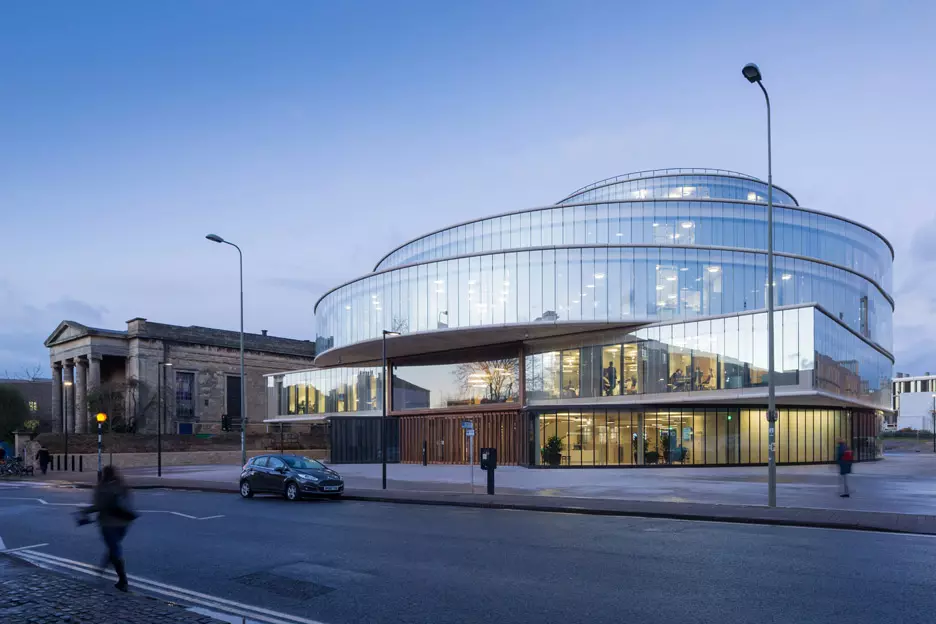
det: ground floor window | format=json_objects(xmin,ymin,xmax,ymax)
[{"xmin": 533, "ymin": 407, "xmax": 880, "ymax": 466}]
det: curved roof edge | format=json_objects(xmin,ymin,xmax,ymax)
[
  {"xmin": 371, "ymin": 195, "xmax": 894, "ymax": 272},
  {"xmin": 555, "ymin": 169, "xmax": 799, "ymax": 207}
]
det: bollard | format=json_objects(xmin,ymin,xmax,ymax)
[
  {"xmin": 79, "ymin": 456, "xmax": 83, "ymax": 472},
  {"xmin": 71, "ymin": 455, "xmax": 75, "ymax": 471},
  {"xmin": 422, "ymin": 440, "xmax": 428, "ymax": 466},
  {"xmin": 56, "ymin": 455, "xmax": 61, "ymax": 471}
]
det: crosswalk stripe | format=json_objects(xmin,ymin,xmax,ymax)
[{"xmin": 15, "ymin": 549, "xmax": 328, "ymax": 624}]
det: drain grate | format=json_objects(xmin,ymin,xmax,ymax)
[{"xmin": 235, "ymin": 570, "xmax": 336, "ymax": 600}]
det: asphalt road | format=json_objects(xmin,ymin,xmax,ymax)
[{"xmin": 1, "ymin": 481, "xmax": 935, "ymax": 624}]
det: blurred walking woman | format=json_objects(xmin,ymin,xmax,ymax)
[{"xmin": 82, "ymin": 466, "xmax": 138, "ymax": 591}]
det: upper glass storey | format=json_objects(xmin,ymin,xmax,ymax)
[
  {"xmin": 373, "ymin": 173, "xmax": 892, "ymax": 295},
  {"xmin": 557, "ymin": 172, "xmax": 797, "ymax": 207},
  {"xmin": 374, "ymin": 200, "xmax": 892, "ymax": 293}
]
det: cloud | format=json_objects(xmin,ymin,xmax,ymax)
[
  {"xmin": 0, "ymin": 281, "xmax": 110, "ymax": 374},
  {"xmin": 910, "ymin": 217, "xmax": 936, "ymax": 265}
]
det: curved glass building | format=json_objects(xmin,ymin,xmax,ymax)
[{"xmin": 269, "ymin": 169, "xmax": 893, "ymax": 467}]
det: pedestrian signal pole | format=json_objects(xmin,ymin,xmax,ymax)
[{"xmin": 95, "ymin": 413, "xmax": 107, "ymax": 482}]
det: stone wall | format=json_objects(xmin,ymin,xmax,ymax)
[
  {"xmin": 37, "ymin": 427, "xmax": 328, "ymax": 454},
  {"xmin": 45, "ymin": 449, "xmax": 327, "ymax": 470},
  {"xmin": 131, "ymin": 338, "xmax": 315, "ymax": 434}
]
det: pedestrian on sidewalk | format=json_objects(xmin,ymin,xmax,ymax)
[
  {"xmin": 35, "ymin": 446, "xmax": 51, "ymax": 475},
  {"xmin": 80, "ymin": 465, "xmax": 138, "ymax": 592},
  {"xmin": 835, "ymin": 439, "xmax": 853, "ymax": 498}
]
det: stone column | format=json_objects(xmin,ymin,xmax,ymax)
[
  {"xmin": 51, "ymin": 363, "xmax": 63, "ymax": 433},
  {"xmin": 75, "ymin": 357, "xmax": 88, "ymax": 434},
  {"xmin": 88, "ymin": 355, "xmax": 102, "ymax": 397},
  {"xmin": 63, "ymin": 360, "xmax": 75, "ymax": 434}
]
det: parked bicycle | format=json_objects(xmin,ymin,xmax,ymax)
[{"xmin": 0, "ymin": 457, "xmax": 34, "ymax": 477}]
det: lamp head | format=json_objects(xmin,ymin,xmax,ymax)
[
  {"xmin": 205, "ymin": 234, "xmax": 224, "ymax": 243},
  {"xmin": 742, "ymin": 63, "xmax": 762, "ymax": 83},
  {"xmin": 96, "ymin": 413, "xmax": 107, "ymax": 423},
  {"xmin": 383, "ymin": 330, "xmax": 401, "ymax": 337}
]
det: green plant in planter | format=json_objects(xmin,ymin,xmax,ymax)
[{"xmin": 541, "ymin": 435, "xmax": 564, "ymax": 466}]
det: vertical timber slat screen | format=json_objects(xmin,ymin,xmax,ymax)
[{"xmin": 399, "ymin": 410, "xmax": 527, "ymax": 465}]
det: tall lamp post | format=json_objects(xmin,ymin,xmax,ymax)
[
  {"xmin": 63, "ymin": 380, "xmax": 73, "ymax": 471},
  {"xmin": 931, "ymin": 394, "xmax": 935, "ymax": 453},
  {"xmin": 381, "ymin": 330, "xmax": 400, "ymax": 490},
  {"xmin": 742, "ymin": 62, "xmax": 778, "ymax": 508},
  {"xmin": 156, "ymin": 362, "xmax": 172, "ymax": 477},
  {"xmin": 206, "ymin": 233, "xmax": 247, "ymax": 467}
]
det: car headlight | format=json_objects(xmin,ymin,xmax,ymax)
[{"xmin": 296, "ymin": 474, "xmax": 319, "ymax": 483}]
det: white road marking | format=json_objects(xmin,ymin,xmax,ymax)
[
  {"xmin": 15, "ymin": 549, "xmax": 328, "ymax": 624},
  {"xmin": 0, "ymin": 497, "xmax": 223, "ymax": 520},
  {"xmin": 1, "ymin": 543, "xmax": 49, "ymax": 553}
]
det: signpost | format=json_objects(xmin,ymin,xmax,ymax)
[
  {"xmin": 95, "ymin": 412, "xmax": 107, "ymax": 482},
  {"xmin": 463, "ymin": 421, "xmax": 475, "ymax": 492}
]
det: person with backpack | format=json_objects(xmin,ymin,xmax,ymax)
[
  {"xmin": 835, "ymin": 439, "xmax": 854, "ymax": 498},
  {"xmin": 79, "ymin": 465, "xmax": 138, "ymax": 591}
]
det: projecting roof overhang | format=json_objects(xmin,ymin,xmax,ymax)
[{"xmin": 313, "ymin": 321, "xmax": 646, "ymax": 368}]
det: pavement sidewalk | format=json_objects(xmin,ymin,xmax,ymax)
[
  {"xmin": 0, "ymin": 554, "xmax": 221, "ymax": 623},
  {"xmin": 11, "ymin": 471, "xmax": 936, "ymax": 536}
]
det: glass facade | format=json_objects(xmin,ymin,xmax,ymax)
[
  {"xmin": 558, "ymin": 169, "xmax": 798, "ymax": 206},
  {"xmin": 525, "ymin": 306, "xmax": 892, "ymax": 411},
  {"xmin": 287, "ymin": 170, "xmax": 895, "ymax": 467},
  {"xmin": 266, "ymin": 366, "xmax": 383, "ymax": 418},
  {"xmin": 392, "ymin": 358, "xmax": 520, "ymax": 410},
  {"xmin": 373, "ymin": 175, "xmax": 891, "ymax": 297},
  {"xmin": 317, "ymin": 246, "xmax": 892, "ymax": 355},
  {"xmin": 534, "ymin": 407, "xmax": 882, "ymax": 466}
]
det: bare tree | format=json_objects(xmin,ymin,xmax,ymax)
[
  {"xmin": 453, "ymin": 359, "xmax": 519, "ymax": 404},
  {"xmin": 2, "ymin": 365, "xmax": 46, "ymax": 381}
]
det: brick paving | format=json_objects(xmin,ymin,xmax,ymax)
[{"xmin": 0, "ymin": 555, "xmax": 220, "ymax": 624}]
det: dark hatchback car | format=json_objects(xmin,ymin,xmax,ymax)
[{"xmin": 239, "ymin": 454, "xmax": 344, "ymax": 501}]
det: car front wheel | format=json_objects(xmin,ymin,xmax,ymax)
[
  {"xmin": 284, "ymin": 482, "xmax": 300, "ymax": 501},
  {"xmin": 240, "ymin": 480, "xmax": 254, "ymax": 498}
]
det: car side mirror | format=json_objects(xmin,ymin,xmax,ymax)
[{"xmin": 276, "ymin": 466, "xmax": 287, "ymax": 474}]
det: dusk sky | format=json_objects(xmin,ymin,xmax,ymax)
[{"xmin": 1, "ymin": 1, "xmax": 933, "ymax": 377}]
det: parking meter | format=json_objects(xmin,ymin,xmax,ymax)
[
  {"xmin": 480, "ymin": 448, "xmax": 497, "ymax": 470},
  {"xmin": 480, "ymin": 448, "xmax": 497, "ymax": 494}
]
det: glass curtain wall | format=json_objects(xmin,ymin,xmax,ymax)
[
  {"xmin": 535, "ymin": 407, "xmax": 880, "ymax": 466},
  {"xmin": 525, "ymin": 307, "xmax": 892, "ymax": 410},
  {"xmin": 271, "ymin": 367, "xmax": 383, "ymax": 416},
  {"xmin": 374, "ymin": 199, "xmax": 891, "ymax": 294},
  {"xmin": 392, "ymin": 358, "xmax": 520, "ymax": 410},
  {"xmin": 318, "ymin": 247, "xmax": 893, "ymax": 355}
]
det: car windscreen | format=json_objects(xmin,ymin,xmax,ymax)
[{"xmin": 283, "ymin": 456, "xmax": 325, "ymax": 470}]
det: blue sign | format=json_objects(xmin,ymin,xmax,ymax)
[{"xmin": 461, "ymin": 420, "xmax": 474, "ymax": 429}]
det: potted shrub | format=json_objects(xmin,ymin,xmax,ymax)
[{"xmin": 541, "ymin": 435, "xmax": 563, "ymax": 467}]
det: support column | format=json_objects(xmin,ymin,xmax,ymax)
[
  {"xmin": 88, "ymin": 355, "xmax": 102, "ymax": 397},
  {"xmin": 75, "ymin": 357, "xmax": 88, "ymax": 434},
  {"xmin": 63, "ymin": 360, "xmax": 75, "ymax": 434},
  {"xmin": 51, "ymin": 362, "xmax": 63, "ymax": 432}
]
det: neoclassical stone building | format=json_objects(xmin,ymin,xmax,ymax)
[{"xmin": 45, "ymin": 317, "xmax": 316, "ymax": 435}]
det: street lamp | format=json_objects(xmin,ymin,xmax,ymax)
[
  {"xmin": 381, "ymin": 330, "xmax": 400, "ymax": 490},
  {"xmin": 95, "ymin": 412, "xmax": 107, "ymax": 482},
  {"xmin": 931, "ymin": 394, "xmax": 935, "ymax": 453},
  {"xmin": 206, "ymin": 233, "xmax": 247, "ymax": 466},
  {"xmin": 63, "ymin": 380, "xmax": 73, "ymax": 471},
  {"xmin": 156, "ymin": 362, "xmax": 172, "ymax": 477},
  {"xmin": 742, "ymin": 62, "xmax": 778, "ymax": 507}
]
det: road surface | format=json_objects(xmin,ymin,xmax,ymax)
[{"xmin": 1, "ymin": 481, "xmax": 933, "ymax": 623}]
